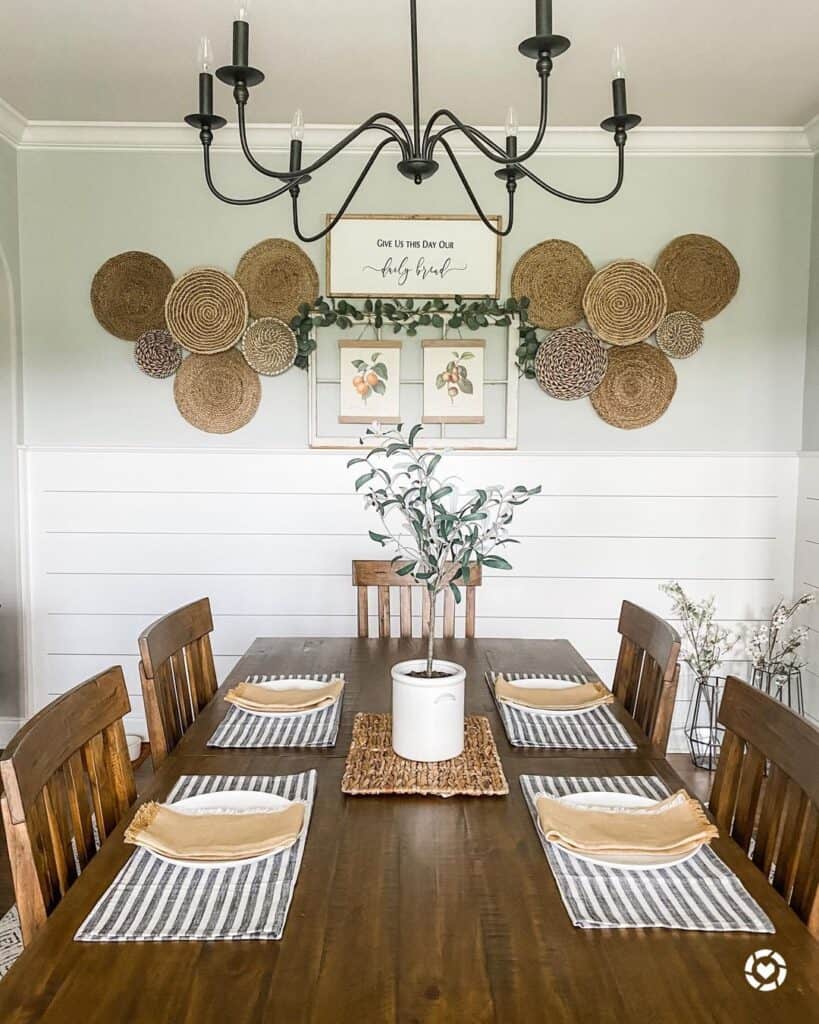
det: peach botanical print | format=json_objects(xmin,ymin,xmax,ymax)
[
  {"xmin": 350, "ymin": 351, "xmax": 389, "ymax": 403},
  {"xmin": 338, "ymin": 341, "xmax": 402, "ymax": 424},
  {"xmin": 435, "ymin": 350, "xmax": 475, "ymax": 404}
]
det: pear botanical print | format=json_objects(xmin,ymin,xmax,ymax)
[
  {"xmin": 338, "ymin": 340, "xmax": 401, "ymax": 424},
  {"xmin": 422, "ymin": 339, "xmax": 485, "ymax": 423}
]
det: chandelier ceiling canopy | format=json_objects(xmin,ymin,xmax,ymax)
[{"xmin": 185, "ymin": 0, "xmax": 641, "ymax": 240}]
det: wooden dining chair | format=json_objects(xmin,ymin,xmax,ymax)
[
  {"xmin": 138, "ymin": 597, "xmax": 219, "ymax": 769},
  {"xmin": 0, "ymin": 666, "xmax": 136, "ymax": 945},
  {"xmin": 611, "ymin": 600, "xmax": 681, "ymax": 754},
  {"xmin": 352, "ymin": 560, "xmax": 482, "ymax": 639},
  {"xmin": 710, "ymin": 676, "xmax": 819, "ymax": 937}
]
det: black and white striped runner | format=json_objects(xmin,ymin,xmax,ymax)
[
  {"xmin": 486, "ymin": 672, "xmax": 637, "ymax": 751},
  {"xmin": 207, "ymin": 674, "xmax": 344, "ymax": 749},
  {"xmin": 520, "ymin": 774, "xmax": 774, "ymax": 932},
  {"xmin": 75, "ymin": 771, "xmax": 316, "ymax": 943}
]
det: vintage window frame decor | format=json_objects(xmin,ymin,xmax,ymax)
[
  {"xmin": 325, "ymin": 214, "xmax": 502, "ymax": 299},
  {"xmin": 308, "ymin": 312, "xmax": 519, "ymax": 450},
  {"xmin": 421, "ymin": 339, "xmax": 486, "ymax": 425},
  {"xmin": 338, "ymin": 340, "xmax": 402, "ymax": 424}
]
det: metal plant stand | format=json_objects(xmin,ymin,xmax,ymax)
[
  {"xmin": 750, "ymin": 665, "xmax": 804, "ymax": 714},
  {"xmin": 685, "ymin": 675, "xmax": 725, "ymax": 771}
]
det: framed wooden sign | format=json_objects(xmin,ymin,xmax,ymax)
[{"xmin": 325, "ymin": 214, "xmax": 502, "ymax": 299}]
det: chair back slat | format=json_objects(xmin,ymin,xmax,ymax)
[
  {"xmin": 611, "ymin": 601, "xmax": 680, "ymax": 754},
  {"xmin": 352, "ymin": 560, "xmax": 481, "ymax": 639},
  {"xmin": 0, "ymin": 666, "xmax": 136, "ymax": 945},
  {"xmin": 710, "ymin": 676, "xmax": 819, "ymax": 937},
  {"xmin": 138, "ymin": 598, "xmax": 218, "ymax": 768}
]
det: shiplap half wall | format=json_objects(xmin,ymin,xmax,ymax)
[
  {"xmin": 21, "ymin": 448, "xmax": 800, "ymax": 753},
  {"xmin": 795, "ymin": 453, "xmax": 819, "ymax": 720}
]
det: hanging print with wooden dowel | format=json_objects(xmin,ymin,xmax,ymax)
[
  {"xmin": 326, "ymin": 215, "xmax": 502, "ymax": 298},
  {"xmin": 338, "ymin": 340, "xmax": 402, "ymax": 424},
  {"xmin": 422, "ymin": 340, "xmax": 485, "ymax": 424}
]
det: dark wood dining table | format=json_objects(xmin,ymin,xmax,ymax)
[{"xmin": 0, "ymin": 637, "xmax": 817, "ymax": 1023}]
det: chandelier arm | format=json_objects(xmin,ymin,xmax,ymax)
[
  {"xmin": 518, "ymin": 141, "xmax": 626, "ymax": 203},
  {"xmin": 202, "ymin": 144, "xmax": 303, "ymax": 204},
  {"xmin": 236, "ymin": 105, "xmax": 410, "ymax": 180},
  {"xmin": 423, "ymin": 74, "xmax": 549, "ymax": 164},
  {"xmin": 290, "ymin": 137, "xmax": 398, "ymax": 243},
  {"xmin": 437, "ymin": 139, "xmax": 515, "ymax": 237}
]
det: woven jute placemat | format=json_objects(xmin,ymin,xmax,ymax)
[
  {"xmin": 511, "ymin": 239, "xmax": 593, "ymax": 330},
  {"xmin": 236, "ymin": 238, "xmax": 319, "ymax": 322},
  {"xmin": 583, "ymin": 259, "xmax": 667, "ymax": 346},
  {"xmin": 655, "ymin": 233, "xmax": 739, "ymax": 321},
  {"xmin": 341, "ymin": 713, "xmax": 508, "ymax": 797},
  {"xmin": 91, "ymin": 250, "xmax": 174, "ymax": 341}
]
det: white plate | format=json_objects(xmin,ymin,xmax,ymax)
[
  {"xmin": 498, "ymin": 676, "xmax": 601, "ymax": 718},
  {"xmin": 236, "ymin": 677, "xmax": 341, "ymax": 720},
  {"xmin": 541, "ymin": 790, "xmax": 702, "ymax": 871},
  {"xmin": 148, "ymin": 790, "xmax": 303, "ymax": 870}
]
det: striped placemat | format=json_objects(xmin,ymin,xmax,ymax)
[
  {"xmin": 207, "ymin": 674, "xmax": 344, "ymax": 749},
  {"xmin": 520, "ymin": 774, "xmax": 774, "ymax": 932},
  {"xmin": 485, "ymin": 672, "xmax": 637, "ymax": 751},
  {"xmin": 75, "ymin": 771, "xmax": 316, "ymax": 943}
]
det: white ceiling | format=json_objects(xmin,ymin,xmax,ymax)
[{"xmin": 0, "ymin": 0, "xmax": 818, "ymax": 127}]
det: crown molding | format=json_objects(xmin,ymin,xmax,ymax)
[
  {"xmin": 10, "ymin": 120, "xmax": 815, "ymax": 157},
  {"xmin": 0, "ymin": 97, "xmax": 26, "ymax": 147},
  {"xmin": 804, "ymin": 114, "xmax": 819, "ymax": 154}
]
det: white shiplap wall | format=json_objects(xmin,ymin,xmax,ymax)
[
  {"xmin": 794, "ymin": 454, "xmax": 819, "ymax": 719},
  {"xmin": 21, "ymin": 448, "xmax": 799, "ymax": 752}
]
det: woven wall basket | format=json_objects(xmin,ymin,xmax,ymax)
[
  {"xmin": 90, "ymin": 251, "xmax": 174, "ymax": 341},
  {"xmin": 235, "ymin": 238, "xmax": 319, "ymax": 322},
  {"xmin": 656, "ymin": 310, "xmax": 704, "ymax": 359},
  {"xmin": 165, "ymin": 267, "xmax": 248, "ymax": 354},
  {"xmin": 590, "ymin": 342, "xmax": 677, "ymax": 430},
  {"xmin": 134, "ymin": 329, "xmax": 182, "ymax": 379},
  {"xmin": 241, "ymin": 317, "xmax": 297, "ymax": 376},
  {"xmin": 583, "ymin": 259, "xmax": 667, "ymax": 346},
  {"xmin": 510, "ymin": 239, "xmax": 594, "ymax": 330},
  {"xmin": 173, "ymin": 349, "xmax": 261, "ymax": 433},
  {"xmin": 534, "ymin": 326, "xmax": 608, "ymax": 401},
  {"xmin": 654, "ymin": 233, "xmax": 739, "ymax": 321}
]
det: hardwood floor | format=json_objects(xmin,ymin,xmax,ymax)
[{"xmin": 0, "ymin": 750, "xmax": 713, "ymax": 920}]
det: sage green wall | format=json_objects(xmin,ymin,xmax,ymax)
[
  {"xmin": 17, "ymin": 147, "xmax": 813, "ymax": 451},
  {"xmin": 802, "ymin": 155, "xmax": 819, "ymax": 450},
  {"xmin": 0, "ymin": 135, "xmax": 21, "ymax": 718}
]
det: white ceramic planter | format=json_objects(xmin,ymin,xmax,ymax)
[{"xmin": 391, "ymin": 658, "xmax": 466, "ymax": 762}]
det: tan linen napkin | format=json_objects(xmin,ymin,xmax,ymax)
[
  {"xmin": 535, "ymin": 789, "xmax": 719, "ymax": 857},
  {"xmin": 124, "ymin": 800, "xmax": 305, "ymax": 862},
  {"xmin": 494, "ymin": 675, "xmax": 613, "ymax": 712},
  {"xmin": 224, "ymin": 677, "xmax": 344, "ymax": 713}
]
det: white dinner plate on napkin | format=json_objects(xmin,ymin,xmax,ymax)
[
  {"xmin": 499, "ymin": 676, "xmax": 603, "ymax": 718},
  {"xmin": 543, "ymin": 790, "xmax": 701, "ymax": 871},
  {"xmin": 151, "ymin": 790, "xmax": 303, "ymax": 870},
  {"xmin": 235, "ymin": 677, "xmax": 341, "ymax": 720}
]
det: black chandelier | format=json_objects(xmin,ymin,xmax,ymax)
[{"xmin": 185, "ymin": 0, "xmax": 641, "ymax": 241}]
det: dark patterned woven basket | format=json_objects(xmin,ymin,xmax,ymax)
[
  {"xmin": 134, "ymin": 329, "xmax": 182, "ymax": 378},
  {"xmin": 534, "ymin": 327, "xmax": 609, "ymax": 400}
]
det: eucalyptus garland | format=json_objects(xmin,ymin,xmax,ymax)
[{"xmin": 289, "ymin": 295, "xmax": 541, "ymax": 376}]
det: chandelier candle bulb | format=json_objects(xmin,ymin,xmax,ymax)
[
  {"xmin": 232, "ymin": 18, "xmax": 250, "ymax": 68},
  {"xmin": 536, "ymin": 0, "xmax": 553, "ymax": 36},
  {"xmin": 198, "ymin": 72, "xmax": 214, "ymax": 117},
  {"xmin": 611, "ymin": 44, "xmax": 628, "ymax": 79},
  {"xmin": 505, "ymin": 106, "xmax": 519, "ymax": 157},
  {"xmin": 291, "ymin": 108, "xmax": 305, "ymax": 142},
  {"xmin": 612, "ymin": 77, "xmax": 628, "ymax": 118}
]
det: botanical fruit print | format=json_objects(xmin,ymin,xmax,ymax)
[
  {"xmin": 435, "ymin": 351, "xmax": 474, "ymax": 405},
  {"xmin": 351, "ymin": 352, "xmax": 389, "ymax": 404}
]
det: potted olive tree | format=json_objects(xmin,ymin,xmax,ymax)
[{"xmin": 349, "ymin": 423, "xmax": 539, "ymax": 761}]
